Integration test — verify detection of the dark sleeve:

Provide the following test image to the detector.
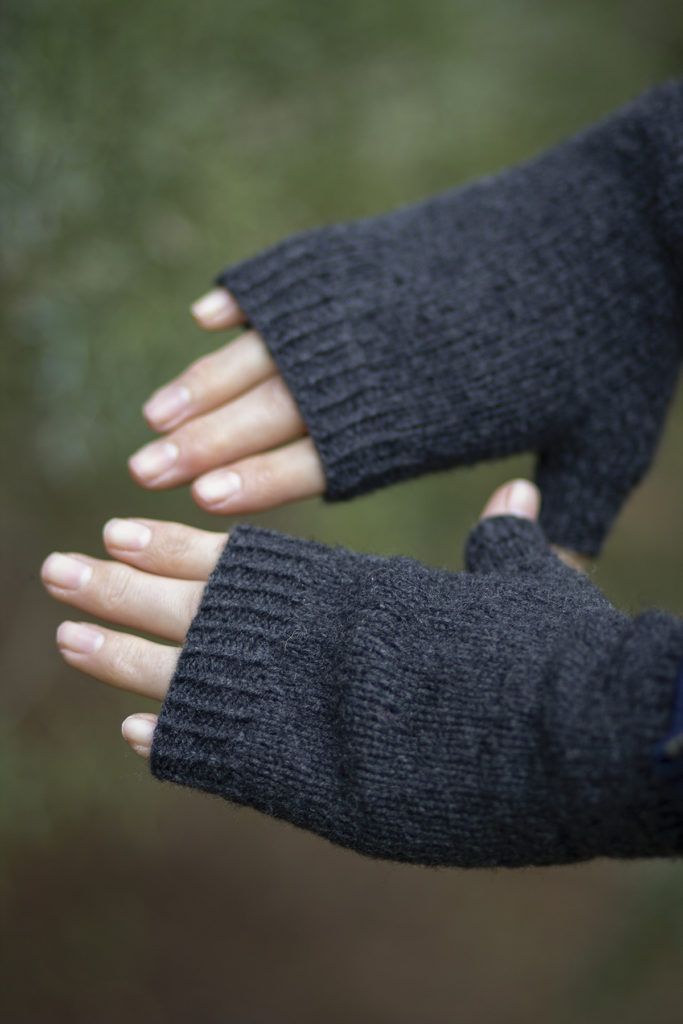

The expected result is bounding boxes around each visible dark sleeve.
[217,81,683,556]
[150,520,683,867]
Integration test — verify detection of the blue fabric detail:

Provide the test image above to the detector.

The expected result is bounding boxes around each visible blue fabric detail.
[653,659,683,781]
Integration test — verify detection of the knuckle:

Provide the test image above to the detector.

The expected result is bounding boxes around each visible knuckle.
[108,636,141,685]
[183,353,212,384]
[183,584,203,626]
[171,421,205,468]
[240,330,271,366]
[262,375,296,419]
[102,565,133,609]
[154,524,191,565]
[250,461,280,503]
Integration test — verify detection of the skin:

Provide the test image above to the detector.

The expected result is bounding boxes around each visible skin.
[41,478,542,760]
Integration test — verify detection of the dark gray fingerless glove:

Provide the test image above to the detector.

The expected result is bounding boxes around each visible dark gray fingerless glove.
[217,80,683,555]
[151,516,683,867]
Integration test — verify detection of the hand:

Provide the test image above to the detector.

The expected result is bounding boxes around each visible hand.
[41,478,541,759]
[187,86,683,561]
[127,289,326,515]
[130,287,588,570]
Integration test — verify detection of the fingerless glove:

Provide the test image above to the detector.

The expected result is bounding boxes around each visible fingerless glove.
[217,80,683,555]
[151,516,683,867]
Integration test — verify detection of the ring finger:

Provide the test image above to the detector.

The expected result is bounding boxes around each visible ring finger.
[41,552,204,641]
[192,436,325,514]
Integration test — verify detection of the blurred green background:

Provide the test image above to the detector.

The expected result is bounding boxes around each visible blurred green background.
[2,1,683,1021]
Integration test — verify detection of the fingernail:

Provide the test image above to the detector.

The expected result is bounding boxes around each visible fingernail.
[505,480,539,519]
[104,518,152,551]
[129,441,178,482]
[194,470,242,505]
[122,716,155,747]
[191,288,235,323]
[42,553,93,589]
[143,384,191,428]
[57,621,104,654]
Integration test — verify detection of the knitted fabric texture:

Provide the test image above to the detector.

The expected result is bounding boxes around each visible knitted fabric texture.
[151,516,683,868]
[217,80,683,555]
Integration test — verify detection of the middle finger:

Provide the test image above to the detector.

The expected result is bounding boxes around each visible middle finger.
[143,330,276,432]
[129,375,307,489]
[41,553,204,642]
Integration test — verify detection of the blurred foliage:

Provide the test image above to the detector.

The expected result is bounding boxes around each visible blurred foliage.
[2,1,683,1021]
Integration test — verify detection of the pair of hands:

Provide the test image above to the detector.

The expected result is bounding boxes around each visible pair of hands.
[39,288,572,761]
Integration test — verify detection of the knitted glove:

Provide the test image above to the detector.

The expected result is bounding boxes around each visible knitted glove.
[217,81,683,555]
[151,516,683,867]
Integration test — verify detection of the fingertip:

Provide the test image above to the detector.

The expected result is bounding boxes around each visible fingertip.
[122,714,157,759]
[126,453,143,486]
[192,469,243,512]
[191,288,243,330]
[56,620,105,655]
[143,384,192,432]
[480,479,540,522]
[103,517,153,552]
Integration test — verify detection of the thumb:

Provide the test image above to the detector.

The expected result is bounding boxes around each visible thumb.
[480,478,540,522]
[122,713,157,759]
[465,479,552,574]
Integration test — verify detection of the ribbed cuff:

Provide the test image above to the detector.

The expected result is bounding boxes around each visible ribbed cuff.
[219,227,415,502]
[150,524,374,833]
